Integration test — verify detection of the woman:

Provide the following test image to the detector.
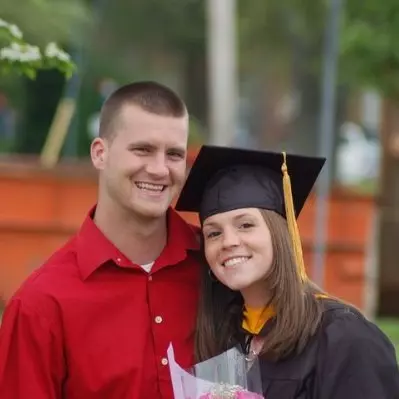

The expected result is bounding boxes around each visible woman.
[176,145,399,398]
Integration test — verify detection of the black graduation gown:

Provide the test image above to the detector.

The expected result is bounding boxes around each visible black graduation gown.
[245,300,399,399]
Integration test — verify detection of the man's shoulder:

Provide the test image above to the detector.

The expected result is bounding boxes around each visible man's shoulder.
[9,235,81,310]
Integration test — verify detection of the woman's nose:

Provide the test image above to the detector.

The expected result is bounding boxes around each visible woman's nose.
[221,228,240,249]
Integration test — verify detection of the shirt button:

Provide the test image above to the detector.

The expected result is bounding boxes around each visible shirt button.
[155,316,163,324]
[161,358,168,366]
[148,275,153,281]
[116,258,121,263]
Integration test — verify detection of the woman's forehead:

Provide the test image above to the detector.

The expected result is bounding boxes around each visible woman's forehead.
[203,208,262,226]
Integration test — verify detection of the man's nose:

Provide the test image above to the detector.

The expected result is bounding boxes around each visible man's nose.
[146,153,169,178]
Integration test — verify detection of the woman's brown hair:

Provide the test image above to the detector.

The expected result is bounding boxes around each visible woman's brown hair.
[195,209,327,363]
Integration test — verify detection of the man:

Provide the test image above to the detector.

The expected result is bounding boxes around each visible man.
[0,81,201,398]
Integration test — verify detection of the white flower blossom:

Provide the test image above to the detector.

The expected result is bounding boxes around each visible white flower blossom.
[0,18,23,39]
[0,42,41,62]
[0,18,75,78]
[0,18,8,29]
[45,42,70,62]
[8,24,23,39]
[0,47,19,61]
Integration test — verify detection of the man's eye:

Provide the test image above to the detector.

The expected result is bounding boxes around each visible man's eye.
[168,151,184,159]
[206,231,220,239]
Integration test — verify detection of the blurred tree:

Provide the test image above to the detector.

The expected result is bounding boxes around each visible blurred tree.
[237,0,335,155]
[340,0,399,101]
[75,0,207,149]
[236,0,399,155]
[5,0,399,156]
[342,2,399,315]
[238,0,399,118]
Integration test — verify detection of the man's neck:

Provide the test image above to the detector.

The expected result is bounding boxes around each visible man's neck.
[93,202,168,265]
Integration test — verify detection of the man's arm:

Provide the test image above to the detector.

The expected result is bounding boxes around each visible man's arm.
[0,297,65,398]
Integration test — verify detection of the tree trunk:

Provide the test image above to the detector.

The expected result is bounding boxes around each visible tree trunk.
[377,98,399,316]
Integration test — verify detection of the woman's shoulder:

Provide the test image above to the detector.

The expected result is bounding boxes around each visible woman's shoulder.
[320,298,364,326]
[318,298,396,361]
[313,298,399,397]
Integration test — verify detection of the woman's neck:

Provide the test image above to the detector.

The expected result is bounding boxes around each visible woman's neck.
[242,303,276,335]
[241,283,271,309]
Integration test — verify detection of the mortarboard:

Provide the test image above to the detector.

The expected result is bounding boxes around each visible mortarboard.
[176,145,326,282]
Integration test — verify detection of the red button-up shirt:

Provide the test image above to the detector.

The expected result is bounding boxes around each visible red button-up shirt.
[0,207,201,399]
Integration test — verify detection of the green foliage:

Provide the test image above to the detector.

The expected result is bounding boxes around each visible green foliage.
[104,0,206,52]
[237,0,326,73]
[4,0,399,157]
[0,18,76,79]
[0,0,91,154]
[238,0,399,99]
[339,1,399,99]
[0,0,91,46]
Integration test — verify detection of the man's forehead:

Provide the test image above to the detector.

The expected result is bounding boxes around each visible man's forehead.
[111,104,188,145]
[126,137,187,151]
[119,103,187,126]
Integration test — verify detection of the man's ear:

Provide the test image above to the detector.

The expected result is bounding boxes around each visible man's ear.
[91,137,107,170]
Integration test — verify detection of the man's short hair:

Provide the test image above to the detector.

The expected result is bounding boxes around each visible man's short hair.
[99,81,187,139]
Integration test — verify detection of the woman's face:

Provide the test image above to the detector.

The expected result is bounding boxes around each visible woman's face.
[202,208,273,294]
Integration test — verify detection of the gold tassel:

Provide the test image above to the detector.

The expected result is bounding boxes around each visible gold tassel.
[281,152,307,282]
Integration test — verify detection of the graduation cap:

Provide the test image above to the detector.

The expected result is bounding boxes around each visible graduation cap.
[176,145,326,282]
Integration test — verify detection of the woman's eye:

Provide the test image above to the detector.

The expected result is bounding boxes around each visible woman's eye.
[206,231,220,239]
[240,222,254,229]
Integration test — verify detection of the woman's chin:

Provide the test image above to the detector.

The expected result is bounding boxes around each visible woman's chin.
[222,280,252,292]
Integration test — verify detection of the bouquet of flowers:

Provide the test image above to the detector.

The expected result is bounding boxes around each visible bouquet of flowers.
[197,383,263,398]
[167,343,265,399]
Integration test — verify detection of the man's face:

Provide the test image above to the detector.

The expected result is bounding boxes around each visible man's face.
[91,104,189,220]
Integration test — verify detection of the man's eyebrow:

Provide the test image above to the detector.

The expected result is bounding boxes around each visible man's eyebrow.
[167,146,186,155]
[127,141,156,149]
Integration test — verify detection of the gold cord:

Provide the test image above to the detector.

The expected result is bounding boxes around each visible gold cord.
[281,152,307,282]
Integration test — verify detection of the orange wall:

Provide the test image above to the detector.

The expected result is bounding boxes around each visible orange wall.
[0,157,375,310]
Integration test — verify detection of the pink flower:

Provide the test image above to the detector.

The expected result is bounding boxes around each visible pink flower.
[198,390,264,398]
[236,391,264,398]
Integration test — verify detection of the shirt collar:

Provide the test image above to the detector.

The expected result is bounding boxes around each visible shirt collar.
[76,206,200,280]
[153,208,200,271]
